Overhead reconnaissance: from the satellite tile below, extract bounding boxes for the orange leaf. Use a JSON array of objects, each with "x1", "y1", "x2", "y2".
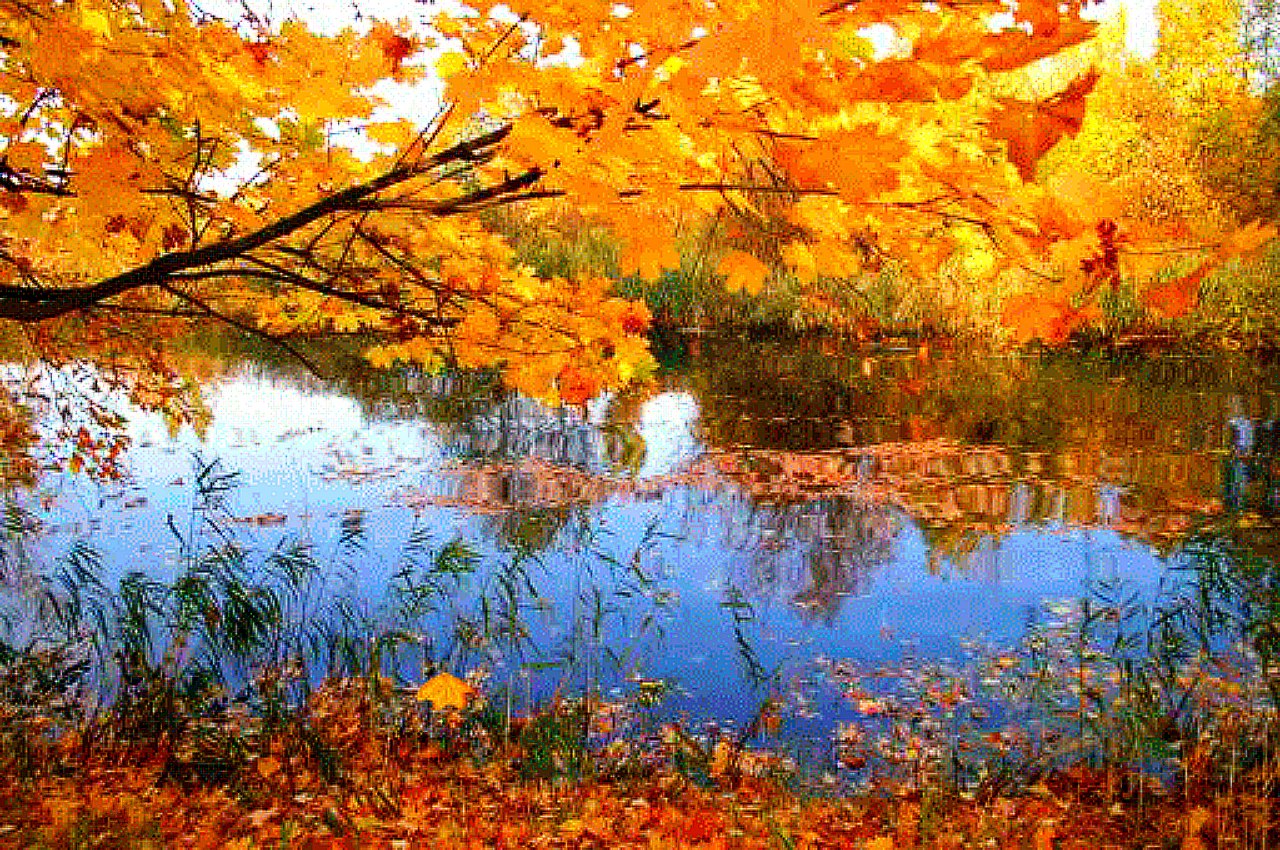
[
  {"x1": 717, "y1": 251, "x2": 770, "y2": 294},
  {"x1": 415, "y1": 672, "x2": 476, "y2": 711},
  {"x1": 1183, "y1": 807, "x2": 1212, "y2": 850},
  {"x1": 1144, "y1": 222, "x2": 1274, "y2": 318},
  {"x1": 776, "y1": 128, "x2": 910, "y2": 201},
  {"x1": 837, "y1": 60, "x2": 975, "y2": 103},
  {"x1": 1145, "y1": 260, "x2": 1213, "y2": 319},
  {"x1": 989, "y1": 71, "x2": 1099, "y2": 181},
  {"x1": 1002, "y1": 293, "x2": 1098, "y2": 344},
  {"x1": 619, "y1": 237, "x2": 679, "y2": 281},
  {"x1": 371, "y1": 22, "x2": 416, "y2": 74},
  {"x1": 557, "y1": 365, "x2": 600, "y2": 407},
  {"x1": 619, "y1": 301, "x2": 651, "y2": 334},
  {"x1": 1033, "y1": 821, "x2": 1056, "y2": 850},
  {"x1": 981, "y1": 22, "x2": 1097, "y2": 72},
  {"x1": 255, "y1": 755, "x2": 281, "y2": 779},
  {"x1": 913, "y1": 20, "x2": 1096, "y2": 72}
]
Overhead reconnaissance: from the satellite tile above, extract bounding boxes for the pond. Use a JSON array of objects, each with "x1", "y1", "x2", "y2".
[{"x1": 7, "y1": 333, "x2": 1280, "y2": 785}]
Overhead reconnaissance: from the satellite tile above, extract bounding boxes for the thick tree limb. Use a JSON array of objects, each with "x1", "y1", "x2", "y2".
[{"x1": 0, "y1": 123, "x2": 516, "y2": 322}]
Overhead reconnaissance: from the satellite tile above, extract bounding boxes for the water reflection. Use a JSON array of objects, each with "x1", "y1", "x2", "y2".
[
  {"x1": 738, "y1": 497, "x2": 898, "y2": 622},
  {"x1": 4, "y1": 334, "x2": 1280, "y2": 754}
]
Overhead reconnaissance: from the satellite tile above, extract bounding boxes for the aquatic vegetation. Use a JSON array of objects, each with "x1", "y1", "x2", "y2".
[{"x1": 2, "y1": 342, "x2": 1280, "y2": 845}]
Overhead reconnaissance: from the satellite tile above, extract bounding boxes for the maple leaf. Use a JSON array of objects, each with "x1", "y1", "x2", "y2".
[
  {"x1": 776, "y1": 128, "x2": 910, "y2": 201},
  {"x1": 619, "y1": 237, "x2": 679, "y2": 281},
  {"x1": 979, "y1": 22, "x2": 1097, "y2": 72},
  {"x1": 1143, "y1": 221, "x2": 1275, "y2": 318},
  {"x1": 1145, "y1": 262, "x2": 1212, "y2": 319},
  {"x1": 838, "y1": 60, "x2": 976, "y2": 103},
  {"x1": 989, "y1": 71, "x2": 1100, "y2": 181},
  {"x1": 558, "y1": 364, "x2": 600, "y2": 407},
  {"x1": 371, "y1": 23, "x2": 417, "y2": 75},
  {"x1": 415, "y1": 672, "x2": 476, "y2": 711},
  {"x1": 718, "y1": 251, "x2": 770, "y2": 294},
  {"x1": 1002, "y1": 293, "x2": 1100, "y2": 344}
]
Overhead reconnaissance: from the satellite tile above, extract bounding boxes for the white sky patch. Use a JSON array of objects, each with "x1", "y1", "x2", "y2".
[
  {"x1": 858, "y1": 22, "x2": 912, "y2": 59},
  {"x1": 635, "y1": 391, "x2": 701, "y2": 479},
  {"x1": 204, "y1": 378, "x2": 366, "y2": 442},
  {"x1": 1109, "y1": 0, "x2": 1160, "y2": 59}
]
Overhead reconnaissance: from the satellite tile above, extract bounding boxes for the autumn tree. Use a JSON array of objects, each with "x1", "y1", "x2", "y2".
[
  {"x1": 0, "y1": 0, "x2": 1266, "y2": 418},
  {"x1": 997, "y1": 0, "x2": 1280, "y2": 339},
  {"x1": 0, "y1": 0, "x2": 655, "y2": 412}
]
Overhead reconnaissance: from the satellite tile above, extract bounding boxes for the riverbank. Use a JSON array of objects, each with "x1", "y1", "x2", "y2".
[{"x1": 0, "y1": 708, "x2": 1265, "y2": 849}]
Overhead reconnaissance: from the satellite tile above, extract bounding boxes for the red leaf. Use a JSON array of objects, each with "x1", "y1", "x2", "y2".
[
  {"x1": 557, "y1": 365, "x2": 600, "y2": 407},
  {"x1": 988, "y1": 71, "x2": 1099, "y2": 181}
]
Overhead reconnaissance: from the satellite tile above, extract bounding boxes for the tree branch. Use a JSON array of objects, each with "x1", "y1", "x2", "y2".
[
  {"x1": 0, "y1": 123, "x2": 517, "y2": 322},
  {"x1": 156, "y1": 280, "x2": 324, "y2": 377}
]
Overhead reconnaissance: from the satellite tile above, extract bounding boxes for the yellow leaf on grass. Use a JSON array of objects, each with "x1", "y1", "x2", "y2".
[{"x1": 416, "y1": 672, "x2": 476, "y2": 710}]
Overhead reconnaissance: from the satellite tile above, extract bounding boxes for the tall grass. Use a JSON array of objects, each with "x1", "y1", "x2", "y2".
[
  {"x1": 491, "y1": 206, "x2": 1012, "y2": 338},
  {"x1": 0, "y1": 456, "x2": 694, "y2": 791},
  {"x1": 940, "y1": 515, "x2": 1280, "y2": 810}
]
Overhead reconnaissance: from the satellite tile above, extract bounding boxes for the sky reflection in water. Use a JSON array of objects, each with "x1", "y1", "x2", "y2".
[{"x1": 20, "y1": 342, "x2": 1280, "y2": 766}]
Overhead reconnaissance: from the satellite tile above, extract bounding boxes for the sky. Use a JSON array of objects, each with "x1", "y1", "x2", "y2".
[{"x1": 1102, "y1": 0, "x2": 1160, "y2": 58}]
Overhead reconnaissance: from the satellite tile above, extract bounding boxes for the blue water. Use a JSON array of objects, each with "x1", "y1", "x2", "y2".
[{"x1": 17, "y1": 345, "x2": 1239, "y2": 776}]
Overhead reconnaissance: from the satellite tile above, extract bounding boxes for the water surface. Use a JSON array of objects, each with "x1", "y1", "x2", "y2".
[{"x1": 12, "y1": 335, "x2": 1280, "y2": 775}]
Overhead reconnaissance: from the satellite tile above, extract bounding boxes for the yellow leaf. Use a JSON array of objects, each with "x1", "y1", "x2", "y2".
[
  {"x1": 656, "y1": 56, "x2": 685, "y2": 82},
  {"x1": 959, "y1": 247, "x2": 996, "y2": 278},
  {"x1": 364, "y1": 345, "x2": 400, "y2": 370},
  {"x1": 620, "y1": 238, "x2": 679, "y2": 280},
  {"x1": 80, "y1": 7, "x2": 111, "y2": 37},
  {"x1": 415, "y1": 672, "x2": 476, "y2": 710},
  {"x1": 505, "y1": 114, "x2": 583, "y2": 169},
  {"x1": 782, "y1": 242, "x2": 817, "y2": 283},
  {"x1": 717, "y1": 251, "x2": 769, "y2": 294},
  {"x1": 867, "y1": 837, "x2": 894, "y2": 850},
  {"x1": 436, "y1": 52, "x2": 468, "y2": 77},
  {"x1": 791, "y1": 196, "x2": 850, "y2": 241}
]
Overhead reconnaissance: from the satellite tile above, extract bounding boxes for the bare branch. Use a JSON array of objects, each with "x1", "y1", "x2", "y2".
[{"x1": 156, "y1": 280, "x2": 324, "y2": 377}]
